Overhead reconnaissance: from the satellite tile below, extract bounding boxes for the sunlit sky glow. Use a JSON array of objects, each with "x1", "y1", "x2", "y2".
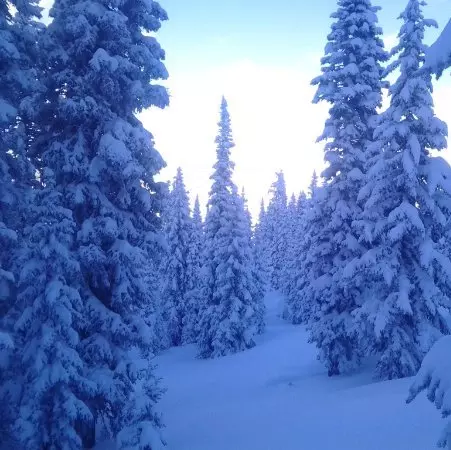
[{"x1": 41, "y1": 0, "x2": 451, "y2": 218}]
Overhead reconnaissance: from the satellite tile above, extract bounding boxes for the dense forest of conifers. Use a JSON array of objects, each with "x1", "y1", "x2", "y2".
[{"x1": 2, "y1": 0, "x2": 451, "y2": 448}]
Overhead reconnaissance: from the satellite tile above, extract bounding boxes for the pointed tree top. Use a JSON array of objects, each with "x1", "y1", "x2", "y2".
[
  {"x1": 219, "y1": 96, "x2": 231, "y2": 129},
  {"x1": 272, "y1": 171, "x2": 285, "y2": 186},
  {"x1": 297, "y1": 191, "x2": 307, "y2": 212},
  {"x1": 210, "y1": 97, "x2": 235, "y2": 198},
  {"x1": 387, "y1": 0, "x2": 435, "y2": 78},
  {"x1": 168, "y1": 168, "x2": 189, "y2": 208},
  {"x1": 174, "y1": 167, "x2": 186, "y2": 188},
  {"x1": 309, "y1": 171, "x2": 319, "y2": 197},
  {"x1": 192, "y1": 195, "x2": 202, "y2": 223},
  {"x1": 241, "y1": 187, "x2": 249, "y2": 210},
  {"x1": 215, "y1": 96, "x2": 234, "y2": 152},
  {"x1": 258, "y1": 198, "x2": 266, "y2": 218},
  {"x1": 269, "y1": 171, "x2": 287, "y2": 209}
]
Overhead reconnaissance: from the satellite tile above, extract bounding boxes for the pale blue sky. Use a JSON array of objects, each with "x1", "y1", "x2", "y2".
[
  {"x1": 41, "y1": 0, "x2": 451, "y2": 217},
  {"x1": 157, "y1": 0, "x2": 449, "y2": 74},
  {"x1": 142, "y1": 0, "x2": 451, "y2": 218}
]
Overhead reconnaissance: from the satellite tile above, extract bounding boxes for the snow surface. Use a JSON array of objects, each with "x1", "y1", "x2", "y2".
[{"x1": 156, "y1": 291, "x2": 442, "y2": 450}]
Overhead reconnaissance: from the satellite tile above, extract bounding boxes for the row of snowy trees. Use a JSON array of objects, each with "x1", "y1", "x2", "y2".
[
  {"x1": 152, "y1": 1, "x2": 451, "y2": 447},
  {"x1": 254, "y1": 0, "x2": 451, "y2": 382},
  {"x1": 244, "y1": 2, "x2": 451, "y2": 445},
  {"x1": 0, "y1": 0, "x2": 170, "y2": 448},
  {"x1": 159, "y1": 98, "x2": 265, "y2": 359},
  {"x1": 3, "y1": 0, "x2": 451, "y2": 447}
]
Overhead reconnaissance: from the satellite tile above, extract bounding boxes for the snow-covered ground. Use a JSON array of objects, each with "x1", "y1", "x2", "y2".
[{"x1": 156, "y1": 292, "x2": 441, "y2": 450}]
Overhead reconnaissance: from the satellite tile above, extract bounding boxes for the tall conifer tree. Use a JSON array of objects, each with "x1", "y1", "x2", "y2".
[
  {"x1": 161, "y1": 168, "x2": 192, "y2": 346},
  {"x1": 19, "y1": 0, "x2": 170, "y2": 446},
  {"x1": 253, "y1": 199, "x2": 270, "y2": 293},
  {"x1": 308, "y1": 0, "x2": 388, "y2": 375},
  {"x1": 265, "y1": 172, "x2": 288, "y2": 291},
  {"x1": 198, "y1": 98, "x2": 263, "y2": 358},
  {"x1": 0, "y1": 0, "x2": 42, "y2": 446},
  {"x1": 346, "y1": 0, "x2": 451, "y2": 380},
  {"x1": 183, "y1": 195, "x2": 204, "y2": 344}
]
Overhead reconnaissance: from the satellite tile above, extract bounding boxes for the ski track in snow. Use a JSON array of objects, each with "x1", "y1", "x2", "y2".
[{"x1": 156, "y1": 292, "x2": 441, "y2": 450}]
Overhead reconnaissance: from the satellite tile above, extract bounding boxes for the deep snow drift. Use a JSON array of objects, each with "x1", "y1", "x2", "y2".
[{"x1": 156, "y1": 292, "x2": 442, "y2": 450}]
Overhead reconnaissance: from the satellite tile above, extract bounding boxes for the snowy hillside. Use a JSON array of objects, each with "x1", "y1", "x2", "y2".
[{"x1": 155, "y1": 292, "x2": 441, "y2": 450}]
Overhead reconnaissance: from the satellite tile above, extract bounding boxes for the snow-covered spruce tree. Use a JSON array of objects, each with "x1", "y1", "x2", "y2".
[
  {"x1": 238, "y1": 188, "x2": 266, "y2": 336},
  {"x1": 13, "y1": 182, "x2": 95, "y2": 450},
  {"x1": 308, "y1": 0, "x2": 388, "y2": 376},
  {"x1": 0, "y1": 0, "x2": 41, "y2": 277},
  {"x1": 241, "y1": 189, "x2": 266, "y2": 334},
  {"x1": 288, "y1": 193, "x2": 296, "y2": 218},
  {"x1": 284, "y1": 173, "x2": 320, "y2": 325},
  {"x1": 197, "y1": 97, "x2": 263, "y2": 358},
  {"x1": 182, "y1": 195, "x2": 204, "y2": 344},
  {"x1": 347, "y1": 0, "x2": 451, "y2": 380},
  {"x1": 297, "y1": 190, "x2": 308, "y2": 216},
  {"x1": 151, "y1": 182, "x2": 171, "y2": 352},
  {"x1": 282, "y1": 191, "x2": 307, "y2": 322},
  {"x1": 309, "y1": 170, "x2": 318, "y2": 196},
  {"x1": 0, "y1": 1, "x2": 43, "y2": 446},
  {"x1": 265, "y1": 172, "x2": 288, "y2": 291},
  {"x1": 0, "y1": 4, "x2": 21, "y2": 442},
  {"x1": 31, "y1": 0, "x2": 170, "y2": 447},
  {"x1": 241, "y1": 188, "x2": 252, "y2": 242},
  {"x1": 161, "y1": 167, "x2": 192, "y2": 347},
  {"x1": 253, "y1": 199, "x2": 270, "y2": 293},
  {"x1": 406, "y1": 19, "x2": 451, "y2": 442},
  {"x1": 280, "y1": 193, "x2": 298, "y2": 297}
]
